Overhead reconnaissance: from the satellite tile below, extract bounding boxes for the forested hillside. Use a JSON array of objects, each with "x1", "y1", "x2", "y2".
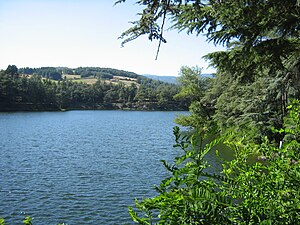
[
  {"x1": 0, "y1": 65, "x2": 188, "y2": 111},
  {"x1": 18, "y1": 66, "x2": 143, "y2": 81}
]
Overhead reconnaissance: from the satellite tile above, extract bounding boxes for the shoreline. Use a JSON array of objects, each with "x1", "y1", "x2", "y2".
[{"x1": 0, "y1": 102, "x2": 188, "y2": 112}]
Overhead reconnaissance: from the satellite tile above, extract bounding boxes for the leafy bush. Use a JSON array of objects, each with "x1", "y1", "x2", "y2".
[
  {"x1": 0, "y1": 216, "x2": 32, "y2": 225},
  {"x1": 129, "y1": 101, "x2": 300, "y2": 224},
  {"x1": 0, "y1": 216, "x2": 68, "y2": 225}
]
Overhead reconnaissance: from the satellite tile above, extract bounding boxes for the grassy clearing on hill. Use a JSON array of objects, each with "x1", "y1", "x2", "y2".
[
  {"x1": 62, "y1": 74, "x2": 81, "y2": 79},
  {"x1": 69, "y1": 76, "x2": 138, "y2": 86}
]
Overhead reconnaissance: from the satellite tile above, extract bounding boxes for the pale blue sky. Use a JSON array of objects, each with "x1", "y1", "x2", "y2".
[{"x1": 0, "y1": 0, "x2": 224, "y2": 76}]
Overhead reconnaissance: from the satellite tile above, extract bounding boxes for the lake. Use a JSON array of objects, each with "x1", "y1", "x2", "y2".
[{"x1": 0, "y1": 110, "x2": 189, "y2": 224}]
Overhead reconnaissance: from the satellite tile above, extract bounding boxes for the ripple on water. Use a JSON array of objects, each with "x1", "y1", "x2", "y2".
[{"x1": 0, "y1": 111, "x2": 188, "y2": 224}]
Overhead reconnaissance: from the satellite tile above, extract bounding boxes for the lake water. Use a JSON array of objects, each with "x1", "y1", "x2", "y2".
[{"x1": 0, "y1": 110, "x2": 191, "y2": 224}]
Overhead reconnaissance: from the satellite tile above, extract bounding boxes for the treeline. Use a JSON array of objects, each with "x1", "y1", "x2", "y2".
[
  {"x1": 19, "y1": 67, "x2": 62, "y2": 80},
  {"x1": 0, "y1": 65, "x2": 187, "y2": 111},
  {"x1": 70, "y1": 67, "x2": 141, "y2": 80},
  {"x1": 174, "y1": 62, "x2": 300, "y2": 143}
]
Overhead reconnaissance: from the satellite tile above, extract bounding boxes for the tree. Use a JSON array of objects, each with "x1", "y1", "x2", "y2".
[
  {"x1": 5, "y1": 65, "x2": 18, "y2": 77},
  {"x1": 117, "y1": 1, "x2": 300, "y2": 224},
  {"x1": 117, "y1": 0, "x2": 300, "y2": 93},
  {"x1": 117, "y1": 0, "x2": 300, "y2": 139},
  {"x1": 174, "y1": 66, "x2": 213, "y2": 127}
]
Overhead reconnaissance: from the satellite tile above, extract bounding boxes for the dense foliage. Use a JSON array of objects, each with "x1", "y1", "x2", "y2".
[
  {"x1": 129, "y1": 101, "x2": 300, "y2": 224},
  {"x1": 117, "y1": 0, "x2": 300, "y2": 224},
  {"x1": 0, "y1": 66, "x2": 187, "y2": 111}
]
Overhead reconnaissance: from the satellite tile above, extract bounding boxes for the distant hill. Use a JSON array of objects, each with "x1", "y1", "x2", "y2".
[
  {"x1": 19, "y1": 67, "x2": 194, "y2": 87},
  {"x1": 144, "y1": 73, "x2": 213, "y2": 84},
  {"x1": 18, "y1": 66, "x2": 144, "y2": 81},
  {"x1": 143, "y1": 75, "x2": 178, "y2": 84},
  {"x1": 1, "y1": 65, "x2": 188, "y2": 112}
]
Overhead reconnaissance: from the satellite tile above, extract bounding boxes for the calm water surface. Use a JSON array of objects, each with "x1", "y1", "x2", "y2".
[{"x1": 0, "y1": 110, "x2": 189, "y2": 224}]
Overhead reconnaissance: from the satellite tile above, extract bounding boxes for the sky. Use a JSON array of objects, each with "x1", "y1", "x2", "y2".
[{"x1": 0, "y1": 0, "x2": 225, "y2": 76}]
